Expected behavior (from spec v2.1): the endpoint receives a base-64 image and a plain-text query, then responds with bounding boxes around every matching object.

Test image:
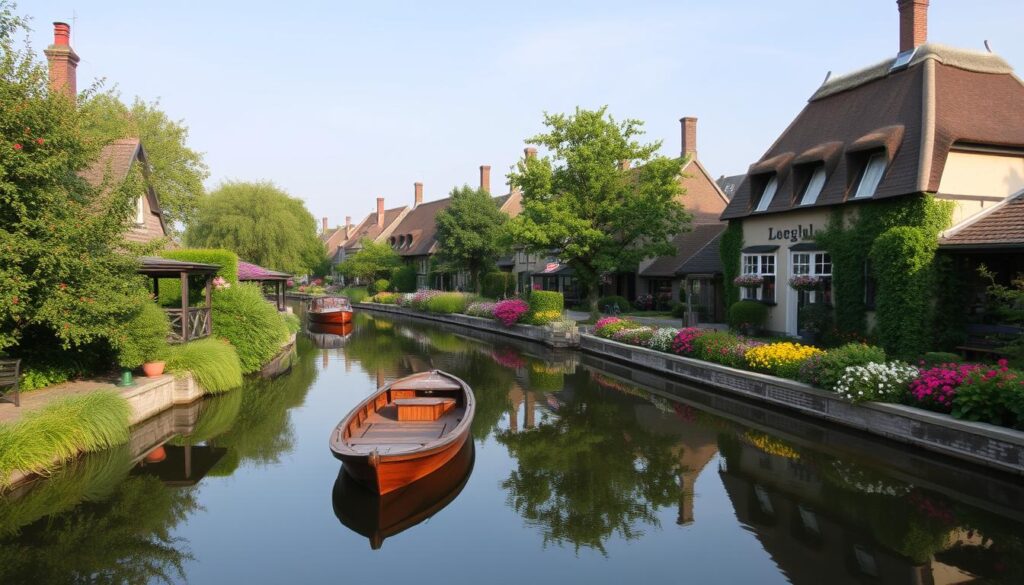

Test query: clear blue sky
[27,0,1024,227]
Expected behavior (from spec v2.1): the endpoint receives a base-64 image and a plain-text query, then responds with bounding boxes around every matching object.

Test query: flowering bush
[465,301,497,318]
[733,275,764,288]
[788,275,824,291]
[397,293,414,307]
[410,289,442,311]
[595,319,637,339]
[595,317,623,330]
[745,342,823,379]
[671,327,706,355]
[647,328,679,352]
[951,360,1024,427]
[612,327,654,345]
[634,294,655,311]
[371,292,400,304]
[833,361,918,403]
[493,299,529,327]
[798,343,886,390]
[691,331,763,368]
[909,362,980,413]
[529,310,563,326]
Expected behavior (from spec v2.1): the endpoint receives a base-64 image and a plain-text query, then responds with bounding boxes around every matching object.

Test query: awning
[789,242,823,251]
[138,256,220,277]
[741,245,780,253]
[532,262,574,276]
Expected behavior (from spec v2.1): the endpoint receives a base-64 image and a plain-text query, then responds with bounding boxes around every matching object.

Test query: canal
[1,309,1022,584]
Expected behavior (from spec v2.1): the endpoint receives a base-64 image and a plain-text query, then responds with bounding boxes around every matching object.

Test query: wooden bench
[0,359,19,407]
[957,324,1021,360]
[393,397,455,422]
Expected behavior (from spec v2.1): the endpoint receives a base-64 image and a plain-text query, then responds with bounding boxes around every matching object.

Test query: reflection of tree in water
[497,370,682,554]
[430,348,514,442]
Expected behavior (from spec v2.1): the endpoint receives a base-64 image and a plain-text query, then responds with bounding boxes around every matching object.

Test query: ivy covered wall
[720,220,743,308]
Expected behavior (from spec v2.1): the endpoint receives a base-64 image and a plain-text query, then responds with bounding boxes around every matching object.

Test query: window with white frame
[741,253,776,302]
[800,165,827,206]
[853,152,886,199]
[792,251,833,304]
[135,196,146,226]
[754,175,779,212]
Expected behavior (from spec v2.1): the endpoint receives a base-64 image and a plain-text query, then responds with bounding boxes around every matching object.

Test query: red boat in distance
[308,296,353,325]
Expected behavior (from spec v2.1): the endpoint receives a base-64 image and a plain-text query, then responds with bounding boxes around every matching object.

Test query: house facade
[719,0,1024,337]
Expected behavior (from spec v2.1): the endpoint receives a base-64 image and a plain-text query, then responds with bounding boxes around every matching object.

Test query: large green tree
[508,107,690,314]
[185,181,324,275]
[435,185,509,294]
[337,239,401,283]
[80,93,209,229]
[0,4,151,353]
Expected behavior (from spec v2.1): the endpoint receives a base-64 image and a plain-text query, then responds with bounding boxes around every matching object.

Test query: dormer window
[853,152,886,199]
[800,165,826,206]
[754,175,778,212]
[403,235,412,249]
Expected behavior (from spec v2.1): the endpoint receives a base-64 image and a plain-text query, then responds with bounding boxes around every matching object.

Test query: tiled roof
[639,223,726,277]
[388,193,516,257]
[721,44,1024,220]
[238,260,291,281]
[80,138,141,188]
[940,192,1024,248]
[342,206,408,251]
[716,174,744,200]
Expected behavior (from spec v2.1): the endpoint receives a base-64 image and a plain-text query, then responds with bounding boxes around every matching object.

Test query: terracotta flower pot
[144,445,167,464]
[142,361,166,377]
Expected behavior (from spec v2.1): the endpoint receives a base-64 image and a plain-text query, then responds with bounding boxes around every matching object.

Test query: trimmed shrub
[212,283,289,373]
[164,338,244,393]
[728,300,768,331]
[0,391,131,488]
[870,226,938,359]
[921,352,962,368]
[745,342,823,379]
[598,296,630,313]
[371,279,391,294]
[391,265,418,293]
[494,299,529,327]
[530,310,563,326]
[160,248,240,283]
[798,343,887,390]
[482,272,515,299]
[425,292,469,314]
[115,302,170,368]
[529,290,563,323]
[833,361,918,404]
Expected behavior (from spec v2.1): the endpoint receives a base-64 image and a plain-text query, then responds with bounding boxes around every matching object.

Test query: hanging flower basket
[789,275,824,291]
[733,275,764,289]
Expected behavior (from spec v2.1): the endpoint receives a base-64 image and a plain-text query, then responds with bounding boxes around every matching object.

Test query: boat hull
[334,424,470,494]
[309,309,352,325]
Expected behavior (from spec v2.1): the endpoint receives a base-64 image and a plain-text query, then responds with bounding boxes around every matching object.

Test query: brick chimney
[680,117,697,159]
[618,160,631,170]
[479,165,491,193]
[414,182,423,207]
[524,147,537,159]
[376,197,385,228]
[322,217,328,233]
[44,22,79,101]
[898,0,929,53]
[345,216,352,239]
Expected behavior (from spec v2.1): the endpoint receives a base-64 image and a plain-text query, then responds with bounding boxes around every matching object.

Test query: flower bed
[362,290,575,332]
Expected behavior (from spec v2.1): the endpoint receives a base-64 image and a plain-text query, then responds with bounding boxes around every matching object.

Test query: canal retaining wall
[580,333,1024,476]
[354,302,580,348]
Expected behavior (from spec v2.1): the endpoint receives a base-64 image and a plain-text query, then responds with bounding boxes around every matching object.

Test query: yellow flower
[744,342,823,374]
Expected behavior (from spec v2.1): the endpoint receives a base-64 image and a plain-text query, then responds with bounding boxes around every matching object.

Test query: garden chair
[0,358,20,407]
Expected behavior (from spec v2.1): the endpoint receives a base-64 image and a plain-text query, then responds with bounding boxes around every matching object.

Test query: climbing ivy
[719,220,743,308]
[869,226,938,358]
[932,254,969,351]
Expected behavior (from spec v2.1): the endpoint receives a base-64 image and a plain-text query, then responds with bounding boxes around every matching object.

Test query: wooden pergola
[138,256,220,343]
[237,260,291,311]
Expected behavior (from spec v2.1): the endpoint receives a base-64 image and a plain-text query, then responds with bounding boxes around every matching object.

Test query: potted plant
[789,275,824,292]
[119,302,171,379]
[733,274,764,290]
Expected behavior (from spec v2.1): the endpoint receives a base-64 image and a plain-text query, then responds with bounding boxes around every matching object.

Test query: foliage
[160,248,239,282]
[528,290,563,324]
[910,362,980,413]
[720,220,744,308]
[434,185,510,293]
[186,181,325,274]
[281,312,300,334]
[932,255,968,351]
[798,302,833,335]
[163,337,243,393]
[670,327,706,355]
[465,301,497,318]
[833,361,918,404]
[115,301,170,368]
[425,292,470,314]
[594,318,637,338]
[369,278,390,295]
[338,239,402,283]
[611,327,654,345]
[211,283,289,373]
[977,265,1024,367]
[482,272,515,299]
[597,296,630,313]
[339,286,368,303]
[921,352,962,367]
[797,343,887,390]
[727,300,768,331]
[18,363,80,391]
[409,289,442,310]
[389,264,416,293]
[745,342,823,379]
[370,291,400,304]
[646,327,678,352]
[0,391,131,488]
[951,361,1023,428]
[79,92,208,228]
[692,331,763,368]
[870,226,939,359]
[494,298,530,327]
[530,310,563,326]
[508,107,690,314]
[0,15,154,354]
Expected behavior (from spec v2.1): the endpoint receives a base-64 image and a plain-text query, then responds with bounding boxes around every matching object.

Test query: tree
[185,181,324,275]
[338,239,401,283]
[435,185,509,294]
[508,107,690,314]
[0,4,151,353]
[80,93,209,229]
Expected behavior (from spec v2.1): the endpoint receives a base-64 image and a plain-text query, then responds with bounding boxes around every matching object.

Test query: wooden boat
[329,370,475,494]
[308,296,352,325]
[332,439,474,549]
[306,322,353,349]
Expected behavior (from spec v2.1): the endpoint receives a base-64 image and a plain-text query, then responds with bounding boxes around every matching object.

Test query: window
[754,175,778,212]
[800,165,826,206]
[418,258,429,274]
[792,251,832,305]
[135,196,146,226]
[741,253,776,302]
[853,152,886,199]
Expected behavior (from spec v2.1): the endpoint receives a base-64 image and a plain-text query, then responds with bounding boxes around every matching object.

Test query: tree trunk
[588,279,601,319]
[474,269,482,295]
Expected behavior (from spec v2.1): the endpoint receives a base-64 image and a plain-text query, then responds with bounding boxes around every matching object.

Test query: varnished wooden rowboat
[308,296,353,325]
[332,439,475,549]
[330,370,475,494]
[306,322,353,349]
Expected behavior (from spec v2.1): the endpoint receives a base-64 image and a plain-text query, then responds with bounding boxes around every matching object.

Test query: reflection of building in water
[719,437,981,584]
[507,385,536,432]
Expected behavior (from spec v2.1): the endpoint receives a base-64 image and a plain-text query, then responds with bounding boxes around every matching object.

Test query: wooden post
[152,277,160,298]
[180,271,189,342]
[204,275,213,337]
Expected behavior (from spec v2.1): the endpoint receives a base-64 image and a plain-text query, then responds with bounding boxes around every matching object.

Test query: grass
[0,391,132,489]
[340,287,368,303]
[212,283,290,374]
[164,338,244,394]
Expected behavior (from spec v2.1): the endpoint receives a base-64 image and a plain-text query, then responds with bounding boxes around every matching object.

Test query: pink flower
[493,298,529,327]
[35,138,44,145]
[13,143,22,151]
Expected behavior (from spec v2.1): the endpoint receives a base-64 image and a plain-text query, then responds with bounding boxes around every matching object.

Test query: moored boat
[329,370,475,494]
[307,322,353,349]
[308,296,353,325]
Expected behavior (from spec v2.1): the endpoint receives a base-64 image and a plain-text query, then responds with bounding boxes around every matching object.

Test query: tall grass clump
[0,391,132,489]
[426,292,469,314]
[164,338,243,393]
[281,312,300,335]
[212,283,289,373]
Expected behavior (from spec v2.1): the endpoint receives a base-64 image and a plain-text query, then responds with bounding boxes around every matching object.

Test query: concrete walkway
[0,374,171,424]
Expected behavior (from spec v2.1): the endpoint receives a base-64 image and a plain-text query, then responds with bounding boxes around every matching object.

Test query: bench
[394,397,455,421]
[0,359,19,407]
[957,324,1021,360]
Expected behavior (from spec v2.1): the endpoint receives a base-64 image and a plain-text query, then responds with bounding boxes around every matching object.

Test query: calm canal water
[2,308,1023,584]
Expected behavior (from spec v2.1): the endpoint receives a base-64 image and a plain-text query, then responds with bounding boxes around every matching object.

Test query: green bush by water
[798,343,887,390]
[0,391,132,489]
[528,291,564,325]
[281,312,300,335]
[391,265,417,293]
[160,248,239,283]
[212,283,289,373]
[115,302,170,368]
[340,287,368,303]
[728,300,768,331]
[426,293,470,314]
[164,338,243,393]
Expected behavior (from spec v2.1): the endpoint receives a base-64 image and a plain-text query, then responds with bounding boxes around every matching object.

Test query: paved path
[566,310,726,330]
[0,375,158,424]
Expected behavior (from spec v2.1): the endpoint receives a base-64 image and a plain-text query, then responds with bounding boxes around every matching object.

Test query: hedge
[211,283,290,373]
[528,290,563,325]
[160,248,239,283]
[482,272,515,299]
[391,265,418,293]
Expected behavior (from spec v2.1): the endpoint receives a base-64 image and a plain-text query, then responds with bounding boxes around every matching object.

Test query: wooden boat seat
[393,397,456,421]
